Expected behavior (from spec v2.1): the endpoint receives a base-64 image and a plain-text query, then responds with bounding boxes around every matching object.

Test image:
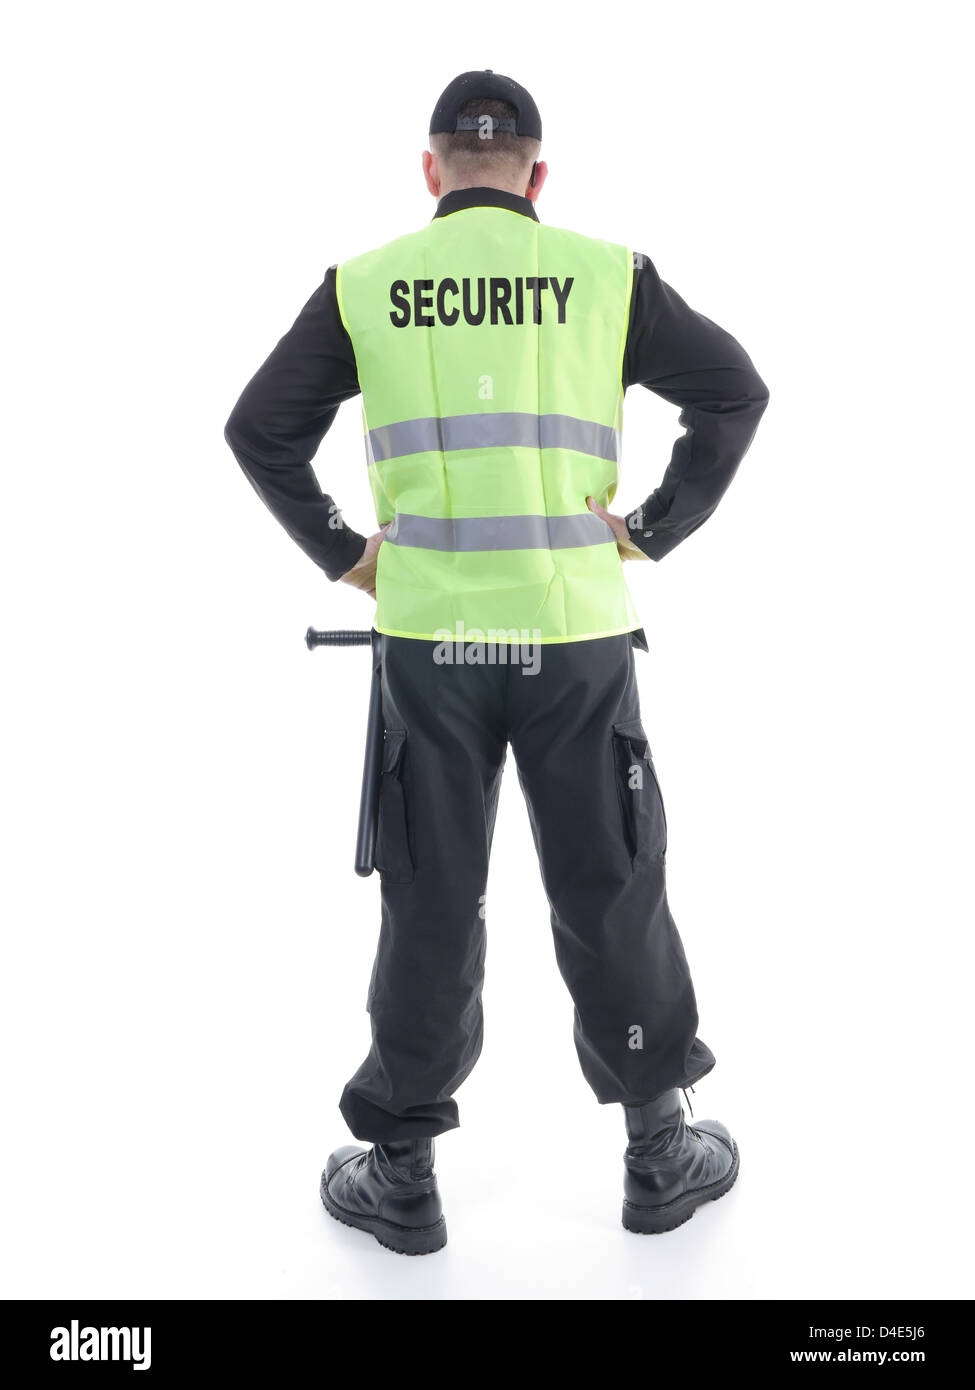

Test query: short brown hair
[429,98,540,178]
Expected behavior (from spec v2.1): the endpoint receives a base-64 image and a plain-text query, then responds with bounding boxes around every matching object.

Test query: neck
[438,177,531,199]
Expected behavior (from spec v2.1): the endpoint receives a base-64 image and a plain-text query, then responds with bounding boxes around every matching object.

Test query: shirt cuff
[623,509,682,562]
[323,527,368,581]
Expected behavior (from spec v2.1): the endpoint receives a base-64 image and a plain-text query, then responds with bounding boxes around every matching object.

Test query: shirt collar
[433,186,539,222]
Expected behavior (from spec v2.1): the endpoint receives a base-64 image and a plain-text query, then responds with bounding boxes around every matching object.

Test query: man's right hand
[339,523,390,599]
[586,497,649,563]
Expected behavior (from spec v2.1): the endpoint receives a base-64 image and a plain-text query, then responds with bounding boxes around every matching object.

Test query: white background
[2,0,972,1300]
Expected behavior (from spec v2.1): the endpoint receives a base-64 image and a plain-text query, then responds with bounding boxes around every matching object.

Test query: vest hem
[374,622,642,645]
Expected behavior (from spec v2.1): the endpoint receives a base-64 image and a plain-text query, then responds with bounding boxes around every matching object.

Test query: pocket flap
[613,718,651,759]
[382,727,407,773]
[376,728,413,883]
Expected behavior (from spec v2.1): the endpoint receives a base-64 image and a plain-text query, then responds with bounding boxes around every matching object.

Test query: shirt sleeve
[621,253,770,560]
[223,266,367,581]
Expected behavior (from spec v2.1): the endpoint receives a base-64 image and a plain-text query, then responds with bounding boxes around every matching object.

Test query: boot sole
[622,1141,740,1234]
[319,1170,447,1255]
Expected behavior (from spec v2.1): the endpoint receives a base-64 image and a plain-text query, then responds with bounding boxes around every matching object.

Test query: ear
[422,150,440,198]
[525,160,548,203]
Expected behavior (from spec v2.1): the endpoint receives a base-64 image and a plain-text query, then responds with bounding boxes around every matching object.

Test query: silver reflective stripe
[367,412,620,464]
[385,513,615,552]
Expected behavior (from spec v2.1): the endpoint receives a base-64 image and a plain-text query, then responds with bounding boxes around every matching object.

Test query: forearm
[224,417,366,580]
[623,256,769,560]
[224,267,367,581]
[624,389,768,560]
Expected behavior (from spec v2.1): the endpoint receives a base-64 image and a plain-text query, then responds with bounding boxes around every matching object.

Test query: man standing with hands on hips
[225,70,769,1255]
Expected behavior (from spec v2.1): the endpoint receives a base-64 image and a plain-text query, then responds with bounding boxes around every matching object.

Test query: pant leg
[339,636,507,1143]
[507,633,715,1104]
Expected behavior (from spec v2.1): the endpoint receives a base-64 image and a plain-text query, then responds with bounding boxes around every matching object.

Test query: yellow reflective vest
[337,206,640,643]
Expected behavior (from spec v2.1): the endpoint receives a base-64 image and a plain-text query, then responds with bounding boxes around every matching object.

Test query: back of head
[429,97,541,194]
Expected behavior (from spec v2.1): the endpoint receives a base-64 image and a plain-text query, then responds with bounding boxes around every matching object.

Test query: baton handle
[305,627,372,649]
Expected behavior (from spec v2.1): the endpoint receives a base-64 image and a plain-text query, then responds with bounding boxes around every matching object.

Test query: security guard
[225,71,769,1254]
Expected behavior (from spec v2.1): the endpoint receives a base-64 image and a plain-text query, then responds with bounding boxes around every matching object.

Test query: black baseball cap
[429,70,542,141]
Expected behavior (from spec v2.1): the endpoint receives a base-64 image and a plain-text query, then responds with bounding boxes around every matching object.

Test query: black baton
[305,626,384,877]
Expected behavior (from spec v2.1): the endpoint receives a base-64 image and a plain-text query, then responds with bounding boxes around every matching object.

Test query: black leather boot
[622,1090,739,1234]
[320,1138,446,1255]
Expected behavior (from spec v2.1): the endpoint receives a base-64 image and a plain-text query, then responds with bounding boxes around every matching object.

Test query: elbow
[224,404,250,459]
[750,371,770,414]
[224,409,260,488]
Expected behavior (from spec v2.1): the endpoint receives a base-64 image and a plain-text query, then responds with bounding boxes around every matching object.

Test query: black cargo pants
[339,632,715,1142]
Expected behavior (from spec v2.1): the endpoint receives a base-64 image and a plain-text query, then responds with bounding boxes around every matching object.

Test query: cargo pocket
[612,718,668,869]
[375,728,414,883]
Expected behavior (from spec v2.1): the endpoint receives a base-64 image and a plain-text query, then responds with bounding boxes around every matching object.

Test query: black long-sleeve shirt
[224,185,769,581]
